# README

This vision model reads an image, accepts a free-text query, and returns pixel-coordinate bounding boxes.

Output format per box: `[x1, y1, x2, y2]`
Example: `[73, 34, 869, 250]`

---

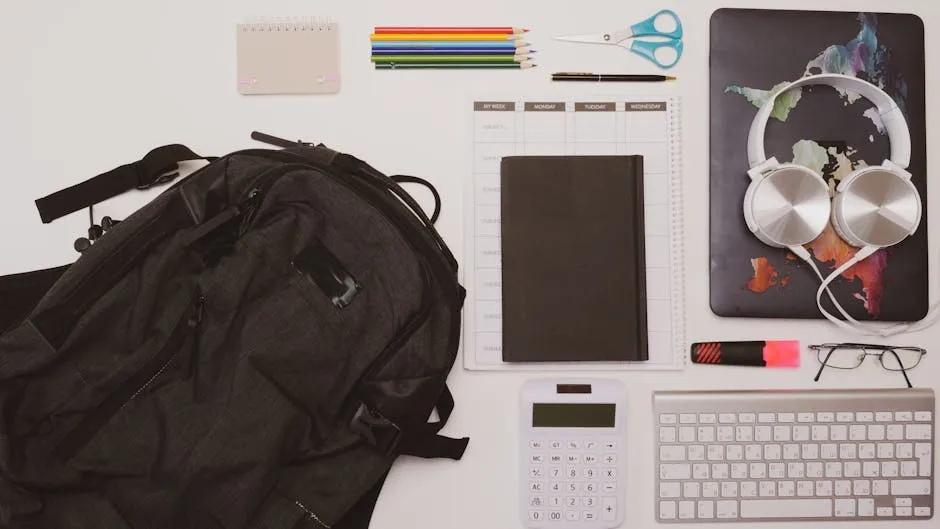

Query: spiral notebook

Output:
[465, 96, 686, 371]
[237, 18, 340, 95]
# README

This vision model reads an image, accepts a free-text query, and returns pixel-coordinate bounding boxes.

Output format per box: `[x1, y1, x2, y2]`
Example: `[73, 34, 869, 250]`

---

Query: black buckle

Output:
[350, 403, 402, 455]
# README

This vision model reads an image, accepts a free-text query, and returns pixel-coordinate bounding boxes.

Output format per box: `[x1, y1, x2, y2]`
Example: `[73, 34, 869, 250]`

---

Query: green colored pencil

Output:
[375, 62, 536, 70]
[371, 54, 530, 64]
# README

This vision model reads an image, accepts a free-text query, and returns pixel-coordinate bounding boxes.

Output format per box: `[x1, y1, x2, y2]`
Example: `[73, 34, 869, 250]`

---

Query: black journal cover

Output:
[709, 9, 927, 321]
[500, 155, 648, 363]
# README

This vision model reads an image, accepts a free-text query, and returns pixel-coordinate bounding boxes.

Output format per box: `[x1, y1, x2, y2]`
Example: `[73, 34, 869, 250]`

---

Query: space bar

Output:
[741, 499, 832, 519]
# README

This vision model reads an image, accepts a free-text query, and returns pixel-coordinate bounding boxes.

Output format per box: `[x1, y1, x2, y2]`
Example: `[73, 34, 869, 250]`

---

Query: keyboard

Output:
[653, 388, 935, 523]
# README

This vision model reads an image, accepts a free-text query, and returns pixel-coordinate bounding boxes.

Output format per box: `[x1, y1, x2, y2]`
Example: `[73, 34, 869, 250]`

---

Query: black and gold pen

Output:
[551, 72, 676, 82]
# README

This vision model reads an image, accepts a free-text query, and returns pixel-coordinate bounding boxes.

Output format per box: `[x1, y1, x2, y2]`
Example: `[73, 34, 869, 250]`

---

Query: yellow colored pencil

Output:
[370, 33, 522, 42]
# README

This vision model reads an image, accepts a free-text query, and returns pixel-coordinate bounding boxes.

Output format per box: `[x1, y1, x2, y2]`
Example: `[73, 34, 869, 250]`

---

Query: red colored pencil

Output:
[374, 26, 528, 35]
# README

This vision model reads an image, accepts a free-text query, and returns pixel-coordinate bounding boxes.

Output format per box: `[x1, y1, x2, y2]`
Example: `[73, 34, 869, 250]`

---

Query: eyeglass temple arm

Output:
[885, 349, 914, 388]
[813, 348, 836, 382]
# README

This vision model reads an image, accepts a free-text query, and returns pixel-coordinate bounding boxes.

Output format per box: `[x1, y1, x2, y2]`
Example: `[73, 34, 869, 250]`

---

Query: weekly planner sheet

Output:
[464, 96, 685, 371]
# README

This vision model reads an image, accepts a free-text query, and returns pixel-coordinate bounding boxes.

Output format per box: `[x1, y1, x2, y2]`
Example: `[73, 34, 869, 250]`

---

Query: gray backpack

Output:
[0, 132, 468, 529]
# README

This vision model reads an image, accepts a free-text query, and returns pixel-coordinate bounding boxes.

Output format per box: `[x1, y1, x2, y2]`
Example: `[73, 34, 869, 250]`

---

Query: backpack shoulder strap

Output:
[34, 144, 212, 223]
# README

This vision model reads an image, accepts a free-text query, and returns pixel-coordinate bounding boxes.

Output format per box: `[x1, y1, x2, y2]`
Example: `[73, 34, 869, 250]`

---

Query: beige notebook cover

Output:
[237, 19, 340, 95]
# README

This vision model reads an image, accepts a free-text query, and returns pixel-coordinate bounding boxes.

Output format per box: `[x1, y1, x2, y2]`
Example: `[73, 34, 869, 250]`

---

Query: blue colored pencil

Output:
[372, 47, 532, 55]
[371, 40, 529, 50]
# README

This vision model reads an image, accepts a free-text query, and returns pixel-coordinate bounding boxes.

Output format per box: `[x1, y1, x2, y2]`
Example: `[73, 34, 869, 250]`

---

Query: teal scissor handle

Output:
[630, 9, 683, 40]
[630, 38, 683, 69]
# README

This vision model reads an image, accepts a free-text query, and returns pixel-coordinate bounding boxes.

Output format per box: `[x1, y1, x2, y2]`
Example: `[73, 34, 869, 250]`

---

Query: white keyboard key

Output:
[659, 427, 677, 443]
[797, 480, 814, 496]
[705, 445, 725, 461]
[688, 445, 705, 461]
[735, 426, 753, 442]
[891, 479, 931, 495]
[758, 413, 776, 423]
[783, 444, 801, 460]
[915, 506, 931, 516]
[601, 497, 616, 521]
[726, 445, 743, 461]
[882, 461, 899, 477]
[683, 482, 700, 498]
[716, 500, 738, 519]
[817, 412, 835, 423]
[797, 413, 814, 423]
[719, 413, 736, 424]
[895, 411, 913, 421]
[698, 427, 715, 443]
[812, 425, 828, 441]
[769, 463, 785, 479]
[700, 413, 717, 424]
[873, 479, 889, 495]
[787, 462, 805, 478]
[821, 444, 837, 459]
[834, 480, 852, 496]
[887, 424, 904, 440]
[849, 425, 867, 441]
[815, 480, 833, 496]
[755, 426, 772, 442]
[740, 481, 757, 497]
[739, 499, 832, 519]
[680, 413, 696, 424]
[856, 412, 874, 422]
[840, 443, 857, 460]
[834, 498, 856, 517]
[906, 424, 931, 440]
[858, 443, 876, 459]
[678, 501, 695, 519]
[750, 463, 767, 479]
[896, 506, 912, 516]
[844, 462, 861, 478]
[773, 426, 790, 442]
[877, 507, 893, 516]
[793, 426, 810, 442]
[702, 482, 719, 498]
[731, 463, 748, 479]
[868, 424, 885, 441]
[739, 413, 756, 424]
[697, 500, 714, 519]
[897, 442, 913, 459]
[566, 510, 579, 521]
[659, 501, 676, 520]
[825, 462, 842, 478]
[830, 425, 847, 441]
[914, 411, 932, 422]
[712, 463, 729, 480]
[916, 443, 932, 476]
[895, 497, 912, 507]
[721, 481, 738, 497]
[660, 413, 677, 424]
[679, 427, 696, 443]
[759, 481, 776, 497]
[659, 445, 685, 462]
[806, 462, 824, 478]
[876, 411, 893, 422]
[836, 412, 854, 422]
[802, 444, 819, 460]
[765, 445, 782, 461]
[901, 460, 918, 477]
[778, 413, 795, 423]
[717, 426, 734, 442]
[693, 464, 709, 480]
[877, 442, 895, 459]
[853, 479, 870, 495]
[745, 445, 762, 460]
[777, 480, 795, 497]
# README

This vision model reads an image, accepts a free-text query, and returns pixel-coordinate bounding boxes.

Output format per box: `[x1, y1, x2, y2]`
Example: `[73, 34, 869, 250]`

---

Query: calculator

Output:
[520, 378, 627, 528]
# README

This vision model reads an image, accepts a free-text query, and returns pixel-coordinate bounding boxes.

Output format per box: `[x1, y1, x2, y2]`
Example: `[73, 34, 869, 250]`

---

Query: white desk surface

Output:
[2, 0, 938, 527]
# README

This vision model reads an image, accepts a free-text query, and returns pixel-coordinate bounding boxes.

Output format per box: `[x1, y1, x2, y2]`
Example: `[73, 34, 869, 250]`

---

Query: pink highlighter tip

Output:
[764, 340, 801, 368]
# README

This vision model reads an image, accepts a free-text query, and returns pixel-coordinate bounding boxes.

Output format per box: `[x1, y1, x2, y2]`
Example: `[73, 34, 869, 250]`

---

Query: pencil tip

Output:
[666, 76, 677, 80]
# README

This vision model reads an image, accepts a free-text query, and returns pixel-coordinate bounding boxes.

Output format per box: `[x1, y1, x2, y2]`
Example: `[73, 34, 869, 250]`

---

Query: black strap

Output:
[391, 175, 442, 224]
[34, 144, 211, 223]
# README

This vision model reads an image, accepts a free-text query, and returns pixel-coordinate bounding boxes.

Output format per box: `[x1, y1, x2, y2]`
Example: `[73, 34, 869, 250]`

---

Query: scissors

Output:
[554, 9, 684, 69]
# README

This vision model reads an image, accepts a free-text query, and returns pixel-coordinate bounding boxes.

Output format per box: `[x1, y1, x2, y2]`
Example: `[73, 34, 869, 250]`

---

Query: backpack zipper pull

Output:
[189, 294, 206, 328]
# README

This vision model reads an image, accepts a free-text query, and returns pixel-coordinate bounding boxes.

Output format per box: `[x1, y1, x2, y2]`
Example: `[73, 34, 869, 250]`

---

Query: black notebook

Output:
[500, 155, 648, 363]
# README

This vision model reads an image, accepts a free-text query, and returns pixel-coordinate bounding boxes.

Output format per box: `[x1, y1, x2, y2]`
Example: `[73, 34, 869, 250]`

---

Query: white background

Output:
[1, 1, 938, 528]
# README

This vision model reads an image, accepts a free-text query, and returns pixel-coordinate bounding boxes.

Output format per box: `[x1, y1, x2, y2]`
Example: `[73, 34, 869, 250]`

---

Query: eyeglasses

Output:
[809, 343, 926, 388]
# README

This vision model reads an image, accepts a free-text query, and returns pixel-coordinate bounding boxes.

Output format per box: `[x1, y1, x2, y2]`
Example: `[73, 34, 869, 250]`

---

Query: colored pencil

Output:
[372, 47, 533, 55]
[375, 62, 536, 70]
[374, 26, 528, 35]
[371, 40, 529, 49]
[370, 33, 522, 41]
[372, 55, 530, 64]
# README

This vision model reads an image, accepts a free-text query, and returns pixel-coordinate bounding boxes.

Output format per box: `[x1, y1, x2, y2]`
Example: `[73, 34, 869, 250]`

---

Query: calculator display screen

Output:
[532, 403, 615, 428]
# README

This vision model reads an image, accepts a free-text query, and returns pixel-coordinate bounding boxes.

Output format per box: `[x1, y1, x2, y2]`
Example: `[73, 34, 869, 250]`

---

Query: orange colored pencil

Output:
[374, 26, 528, 35]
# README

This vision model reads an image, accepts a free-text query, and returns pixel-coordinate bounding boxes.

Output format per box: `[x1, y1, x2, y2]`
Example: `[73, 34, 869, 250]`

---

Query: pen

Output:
[551, 73, 676, 82]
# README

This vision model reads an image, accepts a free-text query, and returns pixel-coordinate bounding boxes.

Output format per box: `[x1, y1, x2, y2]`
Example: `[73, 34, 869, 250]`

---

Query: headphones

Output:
[744, 73, 934, 336]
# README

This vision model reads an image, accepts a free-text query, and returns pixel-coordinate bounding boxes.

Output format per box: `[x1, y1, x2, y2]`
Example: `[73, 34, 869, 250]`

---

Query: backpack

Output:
[0, 133, 469, 529]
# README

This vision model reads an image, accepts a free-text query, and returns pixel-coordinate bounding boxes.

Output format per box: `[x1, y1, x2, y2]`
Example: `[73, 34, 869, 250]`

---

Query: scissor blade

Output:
[554, 33, 611, 44]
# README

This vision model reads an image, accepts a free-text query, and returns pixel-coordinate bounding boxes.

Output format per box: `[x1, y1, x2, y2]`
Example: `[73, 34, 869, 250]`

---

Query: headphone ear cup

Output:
[830, 186, 866, 248]
[745, 164, 830, 248]
[831, 166, 922, 248]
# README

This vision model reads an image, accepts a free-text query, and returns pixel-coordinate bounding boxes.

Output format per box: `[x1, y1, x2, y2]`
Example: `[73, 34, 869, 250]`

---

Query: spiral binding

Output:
[666, 97, 687, 367]
[239, 16, 335, 32]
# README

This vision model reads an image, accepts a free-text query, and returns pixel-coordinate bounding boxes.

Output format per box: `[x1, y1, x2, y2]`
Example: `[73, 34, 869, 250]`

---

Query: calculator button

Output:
[567, 440, 580, 450]
[566, 468, 578, 480]
[566, 483, 578, 493]
[528, 511, 544, 522]
[549, 468, 562, 480]
[602, 497, 617, 521]
[604, 440, 617, 450]
[582, 468, 596, 479]
[566, 496, 578, 508]
[550, 497, 562, 507]
[566, 511, 579, 521]
[603, 482, 616, 493]
[529, 496, 544, 508]
[603, 468, 617, 479]
[584, 455, 598, 465]
[660, 414, 677, 424]
[583, 497, 596, 507]
[548, 511, 563, 522]
[603, 454, 617, 465]
[584, 441, 597, 451]
[550, 454, 563, 465]
[583, 511, 597, 521]
[549, 482, 562, 493]
[530, 482, 543, 492]
[530, 454, 544, 464]
[567, 454, 581, 464]
[550, 440, 563, 450]
[583, 483, 597, 494]
[529, 468, 544, 478]
[530, 440, 543, 450]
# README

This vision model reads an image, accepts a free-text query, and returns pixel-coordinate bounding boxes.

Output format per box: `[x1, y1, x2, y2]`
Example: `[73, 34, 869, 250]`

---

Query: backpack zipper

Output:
[54, 290, 206, 462]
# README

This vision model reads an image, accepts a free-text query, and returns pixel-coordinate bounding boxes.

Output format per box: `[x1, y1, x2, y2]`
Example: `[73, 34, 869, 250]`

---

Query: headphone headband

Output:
[746, 73, 911, 169]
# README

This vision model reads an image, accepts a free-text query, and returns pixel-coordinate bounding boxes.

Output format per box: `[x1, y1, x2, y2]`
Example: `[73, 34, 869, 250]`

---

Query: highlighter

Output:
[690, 340, 800, 367]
